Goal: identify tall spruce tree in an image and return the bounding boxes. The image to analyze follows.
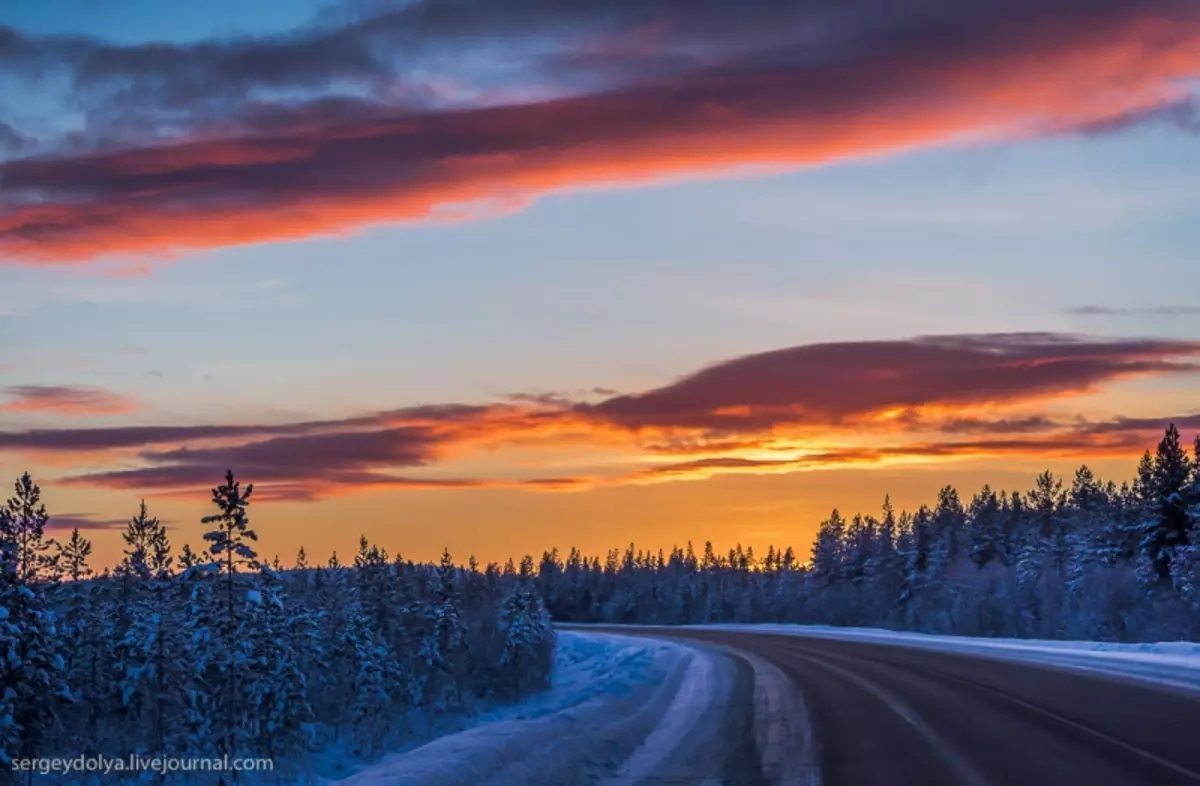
[0,474,67,766]
[201,470,259,767]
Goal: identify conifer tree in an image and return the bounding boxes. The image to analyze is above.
[246,565,311,760]
[201,470,259,765]
[0,474,67,765]
[1141,424,1194,582]
[429,548,469,707]
[116,501,176,757]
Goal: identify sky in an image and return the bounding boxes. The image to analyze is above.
[2,0,1200,570]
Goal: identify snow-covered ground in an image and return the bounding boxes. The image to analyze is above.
[688,624,1200,693]
[333,624,1200,785]
[333,631,742,785]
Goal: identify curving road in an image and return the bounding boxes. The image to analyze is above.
[584,627,1200,786]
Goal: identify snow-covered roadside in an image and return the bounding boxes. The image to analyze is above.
[688,624,1200,693]
[332,631,734,785]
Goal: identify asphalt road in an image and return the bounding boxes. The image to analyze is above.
[590,628,1200,786]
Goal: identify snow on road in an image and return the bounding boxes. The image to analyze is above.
[333,631,735,785]
[690,624,1200,693]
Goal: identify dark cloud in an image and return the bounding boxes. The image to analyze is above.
[1076,95,1200,136]
[137,426,440,477]
[0,121,31,156]
[44,512,128,532]
[65,465,589,503]
[2,0,1197,262]
[49,413,578,499]
[0,402,493,451]
[1080,414,1200,436]
[582,334,1200,431]
[504,392,576,408]
[0,19,394,123]
[0,423,302,451]
[926,416,1066,435]
[1069,305,1200,317]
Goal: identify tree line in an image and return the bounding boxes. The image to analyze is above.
[530,425,1200,641]
[0,471,555,780]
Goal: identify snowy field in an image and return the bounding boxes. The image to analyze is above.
[334,631,739,785]
[686,624,1200,693]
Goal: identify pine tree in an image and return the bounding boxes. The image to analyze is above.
[177,556,219,757]
[200,470,259,766]
[245,566,311,760]
[3,473,55,585]
[341,607,392,757]
[428,548,469,708]
[0,474,68,765]
[1141,424,1194,582]
[57,529,92,584]
[0,517,18,766]
[115,501,177,758]
[810,510,845,585]
[55,528,93,661]
[1190,436,1200,533]
[497,586,554,699]
[53,529,96,749]
[930,485,967,573]
[968,486,1006,568]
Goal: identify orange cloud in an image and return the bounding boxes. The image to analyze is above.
[1,334,1198,499]
[629,432,1159,484]
[0,385,142,416]
[1,3,1197,263]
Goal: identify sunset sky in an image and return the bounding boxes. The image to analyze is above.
[2,0,1200,570]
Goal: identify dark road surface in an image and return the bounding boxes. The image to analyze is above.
[590,628,1200,786]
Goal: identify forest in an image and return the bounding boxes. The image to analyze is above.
[2,425,1198,775]
[538,425,1200,643]
[0,471,555,777]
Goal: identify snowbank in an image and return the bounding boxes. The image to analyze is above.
[332,631,732,785]
[688,624,1200,692]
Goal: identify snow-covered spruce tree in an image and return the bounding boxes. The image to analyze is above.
[356,538,425,713]
[53,528,92,671]
[283,555,324,722]
[1139,425,1195,584]
[0,473,68,767]
[460,554,501,696]
[424,548,469,710]
[115,501,179,758]
[0,513,18,767]
[307,553,356,740]
[51,528,101,750]
[178,543,198,570]
[496,582,554,700]
[177,552,220,758]
[1164,436,1200,635]
[200,469,259,766]
[340,605,393,758]
[353,537,399,653]
[245,565,311,761]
